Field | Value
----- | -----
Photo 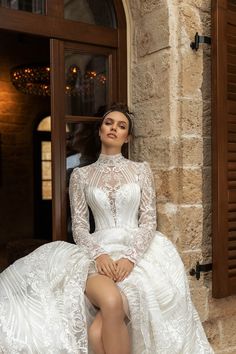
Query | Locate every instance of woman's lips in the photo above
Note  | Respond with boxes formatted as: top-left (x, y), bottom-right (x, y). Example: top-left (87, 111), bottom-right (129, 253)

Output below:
top-left (107, 133), bottom-right (117, 138)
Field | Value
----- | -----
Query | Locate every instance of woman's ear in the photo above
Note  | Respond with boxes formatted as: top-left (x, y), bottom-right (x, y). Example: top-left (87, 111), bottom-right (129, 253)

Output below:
top-left (125, 134), bottom-right (131, 144)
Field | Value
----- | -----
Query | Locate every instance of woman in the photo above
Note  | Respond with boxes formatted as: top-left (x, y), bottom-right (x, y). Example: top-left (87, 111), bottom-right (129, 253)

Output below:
top-left (0, 104), bottom-right (214, 354)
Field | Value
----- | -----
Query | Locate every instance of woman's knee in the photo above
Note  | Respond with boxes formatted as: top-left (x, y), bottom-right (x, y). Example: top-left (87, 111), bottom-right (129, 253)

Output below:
top-left (100, 292), bottom-right (124, 319)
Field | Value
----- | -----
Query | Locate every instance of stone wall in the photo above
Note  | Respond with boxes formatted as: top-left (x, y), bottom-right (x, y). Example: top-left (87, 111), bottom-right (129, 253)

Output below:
top-left (0, 32), bottom-right (50, 245)
top-left (127, 0), bottom-right (236, 352)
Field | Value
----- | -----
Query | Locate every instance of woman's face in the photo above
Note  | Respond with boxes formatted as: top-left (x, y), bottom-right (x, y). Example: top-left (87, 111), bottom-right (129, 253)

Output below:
top-left (99, 111), bottom-right (130, 151)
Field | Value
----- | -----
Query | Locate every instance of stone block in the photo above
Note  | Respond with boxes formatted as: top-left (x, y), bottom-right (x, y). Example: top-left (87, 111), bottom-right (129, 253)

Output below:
top-left (177, 205), bottom-right (203, 251)
top-left (181, 136), bottom-right (203, 167)
top-left (203, 99), bottom-right (211, 137)
top-left (180, 98), bottom-right (203, 135)
top-left (202, 167), bottom-right (211, 205)
top-left (156, 202), bottom-right (179, 242)
top-left (203, 137), bottom-right (211, 166)
top-left (202, 50), bottom-right (211, 100)
top-left (181, 0), bottom-right (211, 13)
top-left (140, 0), bottom-right (167, 15)
top-left (131, 136), bottom-right (171, 167)
top-left (180, 168), bottom-right (203, 204)
top-left (179, 3), bottom-right (202, 39)
top-left (203, 202), bottom-right (211, 240)
top-left (155, 168), bottom-right (180, 204)
top-left (208, 295), bottom-right (236, 320)
top-left (132, 52), bottom-right (170, 103)
top-left (133, 98), bottom-right (170, 138)
top-left (190, 285), bottom-right (210, 322)
top-left (203, 319), bottom-right (221, 349)
top-left (181, 249), bottom-right (203, 272)
top-left (180, 48), bottom-right (203, 96)
top-left (220, 315), bottom-right (236, 348)
top-left (136, 7), bottom-right (169, 57)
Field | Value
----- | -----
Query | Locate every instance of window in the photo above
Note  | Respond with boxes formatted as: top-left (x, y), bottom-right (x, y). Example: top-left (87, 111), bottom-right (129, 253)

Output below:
top-left (37, 116), bottom-right (52, 200)
top-left (64, 0), bottom-right (116, 28)
top-left (0, 0), bottom-right (45, 14)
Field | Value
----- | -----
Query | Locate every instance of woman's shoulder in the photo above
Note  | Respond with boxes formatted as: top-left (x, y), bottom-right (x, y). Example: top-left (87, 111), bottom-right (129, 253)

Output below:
top-left (70, 163), bottom-right (94, 181)
top-left (127, 158), bottom-right (150, 170)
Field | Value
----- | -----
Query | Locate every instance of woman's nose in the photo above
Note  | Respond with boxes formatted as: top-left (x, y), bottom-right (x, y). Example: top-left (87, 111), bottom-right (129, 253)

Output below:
top-left (111, 124), bottom-right (117, 131)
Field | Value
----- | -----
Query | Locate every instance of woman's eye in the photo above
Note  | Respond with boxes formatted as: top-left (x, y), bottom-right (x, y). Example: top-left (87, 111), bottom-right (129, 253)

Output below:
top-left (105, 121), bottom-right (112, 125)
top-left (120, 125), bottom-right (126, 129)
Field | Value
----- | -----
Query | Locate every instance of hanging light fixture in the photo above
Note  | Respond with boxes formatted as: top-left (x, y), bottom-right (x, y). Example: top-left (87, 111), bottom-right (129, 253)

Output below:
top-left (10, 64), bottom-right (51, 96)
top-left (10, 64), bottom-right (106, 96)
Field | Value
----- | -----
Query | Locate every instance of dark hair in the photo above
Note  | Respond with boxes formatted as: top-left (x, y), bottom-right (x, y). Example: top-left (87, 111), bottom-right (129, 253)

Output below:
top-left (100, 103), bottom-right (134, 135)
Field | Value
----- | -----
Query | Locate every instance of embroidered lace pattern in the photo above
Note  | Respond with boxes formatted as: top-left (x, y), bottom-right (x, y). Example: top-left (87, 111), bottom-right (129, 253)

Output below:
top-left (69, 154), bottom-right (157, 263)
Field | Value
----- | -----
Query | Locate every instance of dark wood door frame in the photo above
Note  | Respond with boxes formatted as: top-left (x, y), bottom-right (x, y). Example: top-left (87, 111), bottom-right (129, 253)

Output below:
top-left (50, 39), bottom-right (120, 241)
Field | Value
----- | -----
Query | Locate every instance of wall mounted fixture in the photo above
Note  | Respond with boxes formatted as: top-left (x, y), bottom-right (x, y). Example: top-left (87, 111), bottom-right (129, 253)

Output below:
top-left (190, 32), bottom-right (211, 51)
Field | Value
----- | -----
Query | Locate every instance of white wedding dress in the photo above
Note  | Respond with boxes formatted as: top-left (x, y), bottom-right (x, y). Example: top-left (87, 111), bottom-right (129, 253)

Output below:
top-left (0, 153), bottom-right (214, 354)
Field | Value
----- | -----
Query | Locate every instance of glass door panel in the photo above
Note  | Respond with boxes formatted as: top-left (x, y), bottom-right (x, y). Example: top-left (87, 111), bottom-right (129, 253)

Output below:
top-left (66, 120), bottom-right (99, 243)
top-left (64, 0), bottom-right (117, 28)
top-left (0, 0), bottom-right (45, 14)
top-left (65, 49), bottom-right (109, 116)
top-left (50, 39), bottom-right (117, 241)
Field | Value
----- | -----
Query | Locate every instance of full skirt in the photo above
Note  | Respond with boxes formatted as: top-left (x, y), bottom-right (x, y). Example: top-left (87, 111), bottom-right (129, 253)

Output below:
top-left (0, 233), bottom-right (214, 354)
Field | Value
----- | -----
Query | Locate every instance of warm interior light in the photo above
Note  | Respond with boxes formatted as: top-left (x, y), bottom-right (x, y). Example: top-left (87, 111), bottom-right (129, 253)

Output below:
top-left (10, 64), bottom-right (106, 96)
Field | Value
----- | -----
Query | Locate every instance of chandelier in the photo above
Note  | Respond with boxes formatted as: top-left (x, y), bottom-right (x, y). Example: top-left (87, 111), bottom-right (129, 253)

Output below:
top-left (10, 64), bottom-right (106, 96)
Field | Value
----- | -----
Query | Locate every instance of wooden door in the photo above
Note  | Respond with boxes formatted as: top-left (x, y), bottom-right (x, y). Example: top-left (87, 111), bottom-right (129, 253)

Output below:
top-left (212, 0), bottom-right (236, 297)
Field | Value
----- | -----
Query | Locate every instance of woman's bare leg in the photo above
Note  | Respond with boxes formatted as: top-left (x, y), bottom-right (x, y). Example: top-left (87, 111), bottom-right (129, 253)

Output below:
top-left (88, 311), bottom-right (105, 354)
top-left (86, 275), bottom-right (130, 354)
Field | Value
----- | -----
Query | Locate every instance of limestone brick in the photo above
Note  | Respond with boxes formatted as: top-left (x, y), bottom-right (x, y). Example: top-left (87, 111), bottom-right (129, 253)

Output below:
top-left (132, 51), bottom-right (170, 103)
top-left (131, 136), bottom-right (170, 167)
top-left (179, 3), bottom-right (202, 39)
top-left (202, 202), bottom-right (212, 242)
top-left (181, 249), bottom-right (203, 272)
top-left (136, 6), bottom-right (169, 57)
top-left (203, 99), bottom-right (211, 137)
top-left (180, 168), bottom-right (203, 204)
top-left (203, 319), bottom-right (221, 349)
top-left (156, 202), bottom-right (179, 242)
top-left (180, 0), bottom-right (211, 13)
top-left (177, 205), bottom-right (203, 251)
top-left (133, 98), bottom-right (170, 137)
top-left (208, 295), bottom-right (236, 320)
top-left (203, 137), bottom-right (211, 166)
top-left (180, 98), bottom-right (203, 136)
top-left (155, 168), bottom-right (180, 204)
top-left (190, 285), bottom-right (209, 322)
top-left (180, 49), bottom-right (203, 96)
top-left (140, 0), bottom-right (167, 15)
top-left (202, 167), bottom-right (212, 205)
top-left (220, 315), bottom-right (236, 348)
top-left (181, 136), bottom-right (203, 167)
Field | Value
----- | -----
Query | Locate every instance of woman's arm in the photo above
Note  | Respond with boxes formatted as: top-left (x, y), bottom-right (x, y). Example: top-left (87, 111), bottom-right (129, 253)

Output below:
top-left (69, 168), bottom-right (106, 260)
top-left (124, 162), bottom-right (157, 264)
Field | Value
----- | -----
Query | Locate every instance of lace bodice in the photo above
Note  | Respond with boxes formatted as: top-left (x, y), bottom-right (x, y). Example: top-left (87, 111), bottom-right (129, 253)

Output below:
top-left (69, 154), bottom-right (157, 264)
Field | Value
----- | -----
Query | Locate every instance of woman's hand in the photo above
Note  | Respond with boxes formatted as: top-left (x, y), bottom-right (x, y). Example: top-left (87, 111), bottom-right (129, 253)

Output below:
top-left (95, 254), bottom-right (117, 279)
top-left (115, 258), bottom-right (134, 282)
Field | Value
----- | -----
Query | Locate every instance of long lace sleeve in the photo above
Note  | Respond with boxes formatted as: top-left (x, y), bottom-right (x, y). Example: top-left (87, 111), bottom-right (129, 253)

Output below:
top-left (124, 162), bottom-right (157, 264)
top-left (69, 168), bottom-right (107, 260)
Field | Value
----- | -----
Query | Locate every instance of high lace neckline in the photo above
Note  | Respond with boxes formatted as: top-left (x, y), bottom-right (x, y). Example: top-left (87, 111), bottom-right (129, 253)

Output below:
top-left (97, 153), bottom-right (126, 165)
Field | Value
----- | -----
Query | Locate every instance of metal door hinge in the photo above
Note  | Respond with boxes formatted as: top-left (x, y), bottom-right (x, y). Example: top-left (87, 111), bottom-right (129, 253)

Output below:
top-left (190, 32), bottom-right (211, 51)
top-left (189, 261), bottom-right (212, 280)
